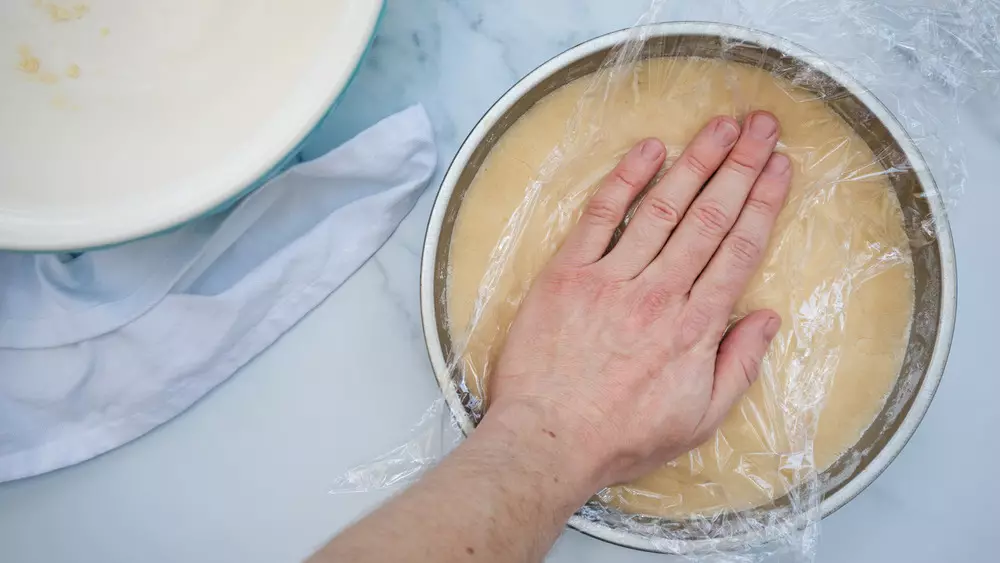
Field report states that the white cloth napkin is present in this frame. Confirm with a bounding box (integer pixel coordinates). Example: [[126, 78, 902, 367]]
[[0, 105, 436, 483]]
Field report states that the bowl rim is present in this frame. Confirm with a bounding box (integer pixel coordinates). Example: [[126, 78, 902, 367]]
[[420, 21, 957, 554]]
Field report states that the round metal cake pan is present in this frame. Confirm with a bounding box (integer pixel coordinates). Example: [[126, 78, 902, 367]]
[[420, 22, 956, 554]]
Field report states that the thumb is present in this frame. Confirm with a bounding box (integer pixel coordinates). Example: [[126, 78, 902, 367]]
[[704, 309, 781, 426]]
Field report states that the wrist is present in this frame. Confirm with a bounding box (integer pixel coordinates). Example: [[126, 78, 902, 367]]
[[471, 398, 606, 507]]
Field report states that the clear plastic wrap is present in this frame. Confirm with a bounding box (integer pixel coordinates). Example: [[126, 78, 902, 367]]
[[334, 1, 994, 560]]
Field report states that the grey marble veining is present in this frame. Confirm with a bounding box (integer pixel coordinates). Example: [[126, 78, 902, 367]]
[[0, 1, 996, 562]]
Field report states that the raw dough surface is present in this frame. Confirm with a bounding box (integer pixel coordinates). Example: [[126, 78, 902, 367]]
[[447, 57, 914, 518]]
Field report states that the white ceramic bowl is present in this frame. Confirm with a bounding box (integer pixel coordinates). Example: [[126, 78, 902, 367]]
[[0, 0, 384, 251]]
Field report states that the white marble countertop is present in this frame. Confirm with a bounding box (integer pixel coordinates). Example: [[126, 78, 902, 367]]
[[1, 1, 998, 562]]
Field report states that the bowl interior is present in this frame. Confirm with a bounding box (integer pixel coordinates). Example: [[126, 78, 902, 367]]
[[428, 28, 945, 550], [0, 0, 382, 250]]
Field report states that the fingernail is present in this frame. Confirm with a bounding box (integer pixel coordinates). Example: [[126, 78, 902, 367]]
[[766, 153, 791, 174], [639, 138, 664, 159], [714, 119, 740, 146], [748, 113, 778, 140], [764, 316, 782, 341]]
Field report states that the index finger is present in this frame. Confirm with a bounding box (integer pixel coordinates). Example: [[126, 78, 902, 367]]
[[556, 138, 666, 266]]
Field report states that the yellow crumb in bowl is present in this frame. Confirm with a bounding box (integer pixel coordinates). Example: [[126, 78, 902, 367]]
[[16, 46, 40, 74], [34, 1, 90, 22], [66, 63, 80, 79]]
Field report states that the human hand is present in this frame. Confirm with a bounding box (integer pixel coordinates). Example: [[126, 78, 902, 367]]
[[487, 111, 791, 489]]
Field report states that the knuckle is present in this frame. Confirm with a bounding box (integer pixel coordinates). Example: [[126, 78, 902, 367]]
[[743, 195, 776, 216], [691, 200, 731, 238], [643, 194, 682, 227], [611, 166, 644, 192], [722, 151, 760, 179], [633, 285, 675, 321], [682, 152, 714, 177], [584, 194, 623, 226], [726, 231, 763, 266]]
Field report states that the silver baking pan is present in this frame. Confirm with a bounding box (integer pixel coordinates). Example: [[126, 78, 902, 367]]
[[420, 21, 956, 555]]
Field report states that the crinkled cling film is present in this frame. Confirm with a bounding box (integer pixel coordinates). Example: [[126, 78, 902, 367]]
[[335, 0, 996, 560]]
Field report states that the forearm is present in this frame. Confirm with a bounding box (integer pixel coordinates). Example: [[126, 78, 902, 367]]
[[312, 401, 601, 563]]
